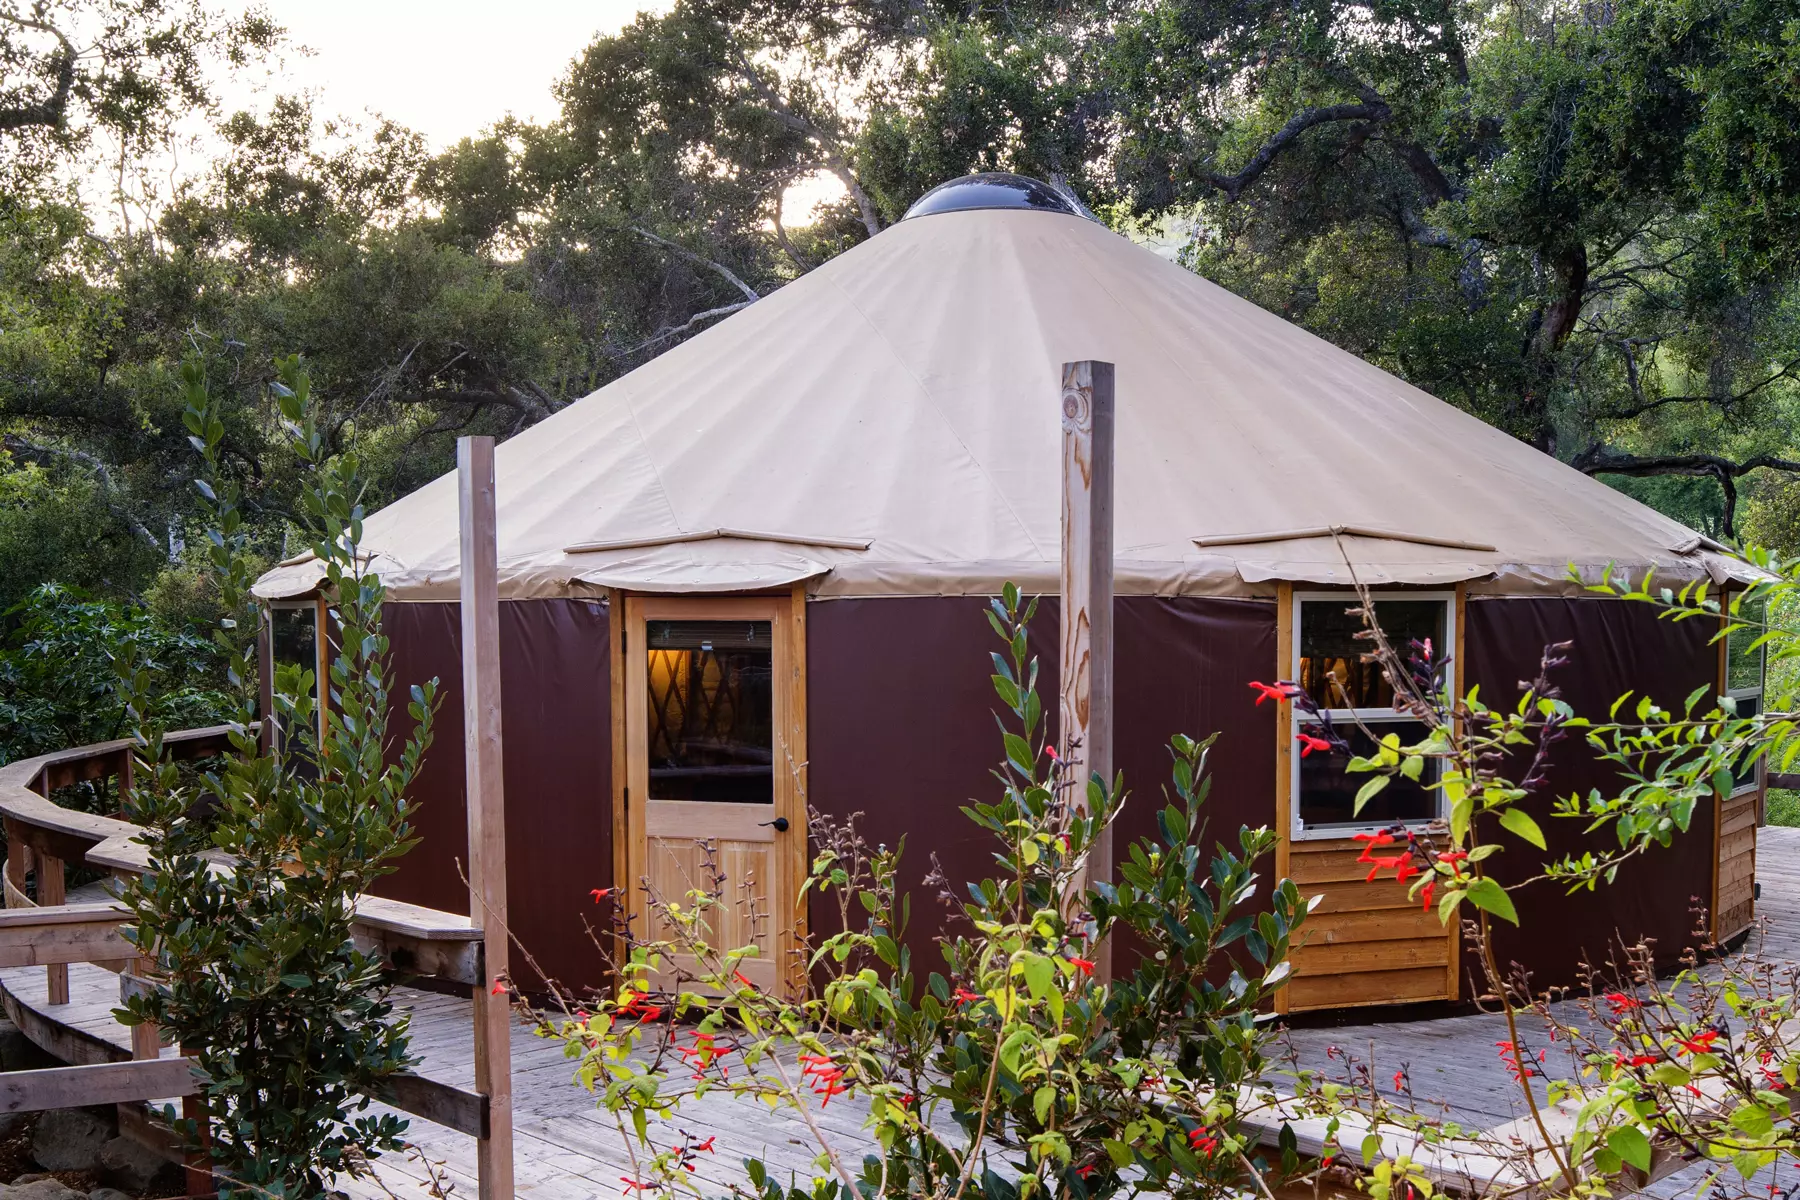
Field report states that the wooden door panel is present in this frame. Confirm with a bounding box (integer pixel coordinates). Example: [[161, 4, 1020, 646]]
[[623, 594, 805, 998]]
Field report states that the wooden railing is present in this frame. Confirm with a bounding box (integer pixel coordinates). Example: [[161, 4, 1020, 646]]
[[0, 727, 494, 1179]]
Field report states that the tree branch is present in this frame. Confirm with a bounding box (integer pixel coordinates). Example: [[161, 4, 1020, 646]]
[[1595, 356, 1800, 422], [0, 12, 77, 133], [1201, 101, 1392, 201], [630, 226, 760, 303], [1, 435, 163, 552], [726, 46, 881, 238], [771, 190, 813, 272], [621, 301, 755, 354], [1570, 446, 1800, 536]]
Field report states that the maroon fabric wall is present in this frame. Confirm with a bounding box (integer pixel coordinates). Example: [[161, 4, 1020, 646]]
[[803, 596, 1279, 977], [1466, 598, 1718, 988], [378, 599, 613, 994]]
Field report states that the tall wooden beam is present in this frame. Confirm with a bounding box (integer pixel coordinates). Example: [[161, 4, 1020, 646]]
[[1060, 360, 1115, 975], [458, 436, 513, 1200]]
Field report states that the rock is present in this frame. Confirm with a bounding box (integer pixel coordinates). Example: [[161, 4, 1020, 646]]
[[6, 1178, 90, 1200], [90, 1187, 139, 1200], [31, 1107, 114, 1172], [97, 1134, 172, 1192], [0, 1022, 55, 1073], [8, 1173, 50, 1185]]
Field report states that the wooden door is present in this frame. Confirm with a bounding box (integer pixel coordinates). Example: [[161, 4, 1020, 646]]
[[623, 595, 806, 996]]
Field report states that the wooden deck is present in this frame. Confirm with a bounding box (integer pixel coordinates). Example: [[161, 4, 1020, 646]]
[[5, 827, 1798, 1199]]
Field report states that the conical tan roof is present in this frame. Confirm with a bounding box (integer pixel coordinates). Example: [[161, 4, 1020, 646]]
[[257, 203, 1732, 602]]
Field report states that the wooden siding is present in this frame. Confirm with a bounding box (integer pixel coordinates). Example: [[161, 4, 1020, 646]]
[[1716, 791, 1758, 941], [1273, 583, 1462, 1014]]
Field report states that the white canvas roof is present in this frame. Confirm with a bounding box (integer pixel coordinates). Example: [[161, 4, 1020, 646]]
[[256, 200, 1736, 603]]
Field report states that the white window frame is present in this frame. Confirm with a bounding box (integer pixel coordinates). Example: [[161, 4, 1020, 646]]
[[267, 598, 329, 744], [1725, 599, 1767, 798], [1290, 590, 1456, 842]]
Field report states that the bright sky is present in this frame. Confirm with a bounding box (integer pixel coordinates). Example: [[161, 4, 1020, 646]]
[[231, 0, 657, 147], [206, 0, 841, 223]]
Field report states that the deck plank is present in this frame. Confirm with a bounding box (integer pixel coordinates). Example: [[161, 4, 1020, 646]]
[[2, 827, 1795, 1197]]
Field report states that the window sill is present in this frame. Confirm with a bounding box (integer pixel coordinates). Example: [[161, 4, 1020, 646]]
[[1289, 819, 1444, 843]]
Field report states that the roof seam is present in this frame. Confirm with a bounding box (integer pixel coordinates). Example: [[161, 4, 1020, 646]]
[[818, 269, 1045, 558]]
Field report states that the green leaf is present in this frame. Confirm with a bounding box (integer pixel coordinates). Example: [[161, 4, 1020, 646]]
[[1034, 1086, 1054, 1124], [1021, 954, 1054, 1003], [279, 973, 312, 990], [1103, 1139, 1134, 1168], [1498, 808, 1547, 850], [1607, 1126, 1652, 1173], [1464, 877, 1519, 924], [1353, 774, 1390, 814], [1729, 1102, 1774, 1139]]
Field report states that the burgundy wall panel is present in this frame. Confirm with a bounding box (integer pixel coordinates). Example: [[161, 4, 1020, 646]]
[[803, 596, 1279, 977], [378, 599, 613, 994], [1466, 597, 1718, 988]]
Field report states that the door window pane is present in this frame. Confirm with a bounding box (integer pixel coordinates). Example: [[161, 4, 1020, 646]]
[[1297, 720, 1439, 830], [645, 620, 774, 804], [1298, 600, 1444, 710]]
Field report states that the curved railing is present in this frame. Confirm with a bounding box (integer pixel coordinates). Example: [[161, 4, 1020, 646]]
[[0, 728, 488, 1143]]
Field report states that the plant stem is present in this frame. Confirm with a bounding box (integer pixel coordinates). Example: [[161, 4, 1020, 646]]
[[1476, 892, 1579, 1191]]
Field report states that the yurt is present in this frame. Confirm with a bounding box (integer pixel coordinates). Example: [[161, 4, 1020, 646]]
[[255, 174, 1764, 1013]]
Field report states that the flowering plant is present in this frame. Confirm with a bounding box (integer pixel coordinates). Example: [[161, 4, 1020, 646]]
[[1271, 551, 1800, 1196], [537, 584, 1315, 1198]]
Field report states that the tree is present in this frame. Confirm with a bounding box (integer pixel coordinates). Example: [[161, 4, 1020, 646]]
[[1098, 0, 1800, 534], [0, 0, 279, 191]]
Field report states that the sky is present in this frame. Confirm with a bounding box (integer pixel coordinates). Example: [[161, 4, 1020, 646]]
[[230, 0, 657, 148], [203, 0, 839, 222]]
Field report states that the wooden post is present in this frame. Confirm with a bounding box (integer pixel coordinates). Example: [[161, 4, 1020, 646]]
[[1060, 360, 1115, 976], [459, 436, 514, 1200], [38, 854, 66, 1005]]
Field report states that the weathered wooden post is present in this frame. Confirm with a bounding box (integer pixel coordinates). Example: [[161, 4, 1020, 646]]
[[1060, 360, 1115, 976], [459, 435, 514, 1200]]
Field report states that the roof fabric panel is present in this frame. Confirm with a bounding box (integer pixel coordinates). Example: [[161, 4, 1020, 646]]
[[254, 207, 1720, 602]]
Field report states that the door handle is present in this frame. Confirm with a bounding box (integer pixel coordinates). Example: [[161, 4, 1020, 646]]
[[759, 817, 790, 832]]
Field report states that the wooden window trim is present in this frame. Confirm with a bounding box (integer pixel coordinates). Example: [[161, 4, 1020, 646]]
[[1287, 589, 1457, 842]]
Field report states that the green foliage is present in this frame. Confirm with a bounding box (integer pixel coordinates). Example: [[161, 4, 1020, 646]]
[[553, 584, 1310, 1198], [114, 356, 438, 1200], [0, 582, 225, 766]]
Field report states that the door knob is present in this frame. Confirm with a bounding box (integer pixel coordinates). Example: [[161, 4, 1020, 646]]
[[759, 817, 790, 832]]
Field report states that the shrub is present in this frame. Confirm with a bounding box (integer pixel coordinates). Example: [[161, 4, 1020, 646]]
[[115, 356, 439, 1200]]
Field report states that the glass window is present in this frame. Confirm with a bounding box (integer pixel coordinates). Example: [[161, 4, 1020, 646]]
[[1726, 595, 1766, 795], [1293, 594, 1450, 835], [645, 620, 774, 804], [268, 602, 327, 761]]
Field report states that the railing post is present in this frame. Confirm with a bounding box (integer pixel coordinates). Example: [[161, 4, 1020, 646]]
[[1060, 360, 1116, 979], [459, 435, 514, 1200], [38, 853, 67, 1005]]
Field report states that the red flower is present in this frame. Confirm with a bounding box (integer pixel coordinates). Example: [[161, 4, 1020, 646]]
[[1188, 1129, 1219, 1157], [1677, 1030, 1720, 1055], [692, 1137, 716, 1154], [590, 888, 614, 902], [1604, 991, 1643, 1015], [490, 977, 507, 996], [1296, 733, 1332, 757], [620, 1179, 653, 1193], [1077, 1163, 1097, 1178], [732, 969, 757, 990], [1395, 860, 1420, 884], [1392, 1068, 1407, 1091], [1067, 957, 1095, 976], [1249, 680, 1299, 706], [1420, 881, 1435, 910], [1047, 743, 1061, 761], [953, 987, 982, 1006]]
